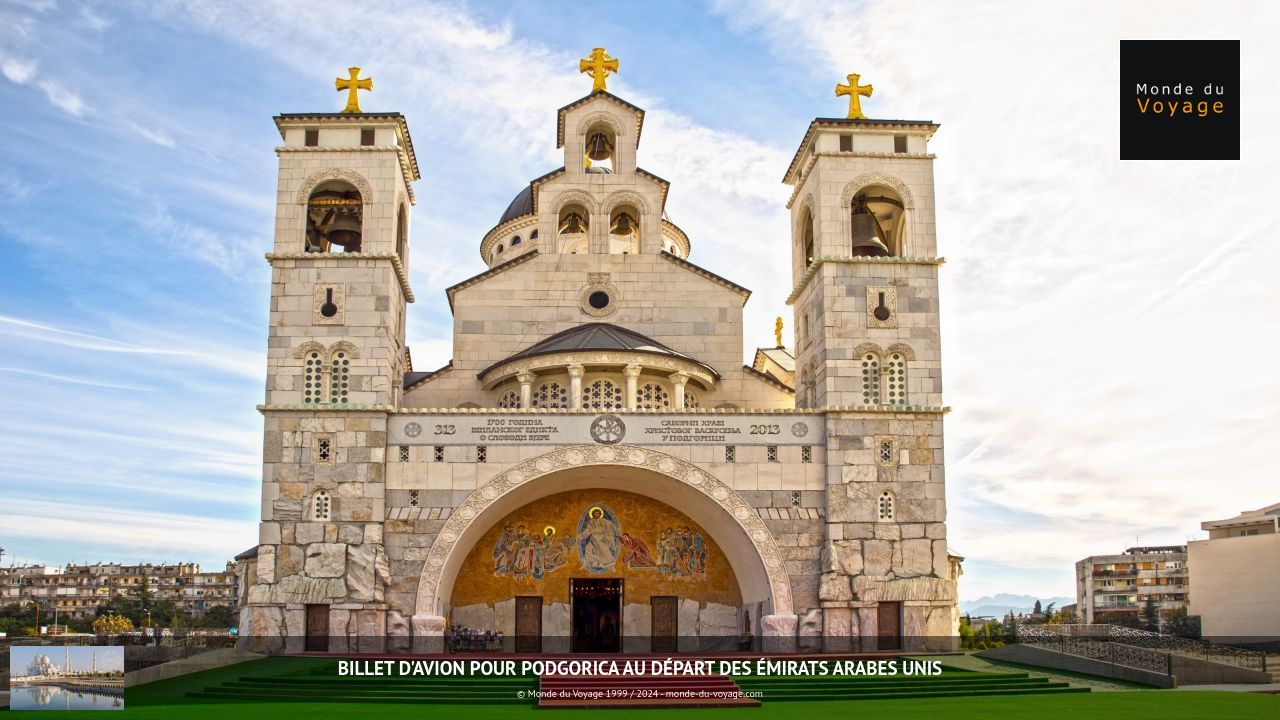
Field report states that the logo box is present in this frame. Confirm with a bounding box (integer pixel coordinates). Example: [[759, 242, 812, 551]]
[[1120, 40, 1239, 160]]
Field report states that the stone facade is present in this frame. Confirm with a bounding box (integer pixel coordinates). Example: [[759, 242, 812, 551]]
[[241, 87, 958, 653]]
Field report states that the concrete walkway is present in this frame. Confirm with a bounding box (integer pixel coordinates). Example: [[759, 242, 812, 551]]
[[1173, 683, 1280, 693]]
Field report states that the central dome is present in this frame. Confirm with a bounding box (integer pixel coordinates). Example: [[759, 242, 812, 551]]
[[498, 185, 533, 225]]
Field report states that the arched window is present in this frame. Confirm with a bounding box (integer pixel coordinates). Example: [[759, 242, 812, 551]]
[[396, 204, 408, 265], [559, 204, 589, 254], [886, 352, 908, 406], [532, 381, 568, 409], [877, 491, 895, 521], [330, 349, 350, 404], [530, 229, 539, 241], [497, 389, 520, 409], [861, 352, 881, 405], [511, 235, 521, 246], [801, 206, 815, 266], [496, 243, 504, 256], [582, 379, 623, 411], [312, 489, 332, 521], [850, 187, 905, 257], [304, 350, 323, 404], [635, 382, 670, 410], [584, 122, 617, 173], [306, 181, 363, 253], [684, 390, 700, 409], [609, 206, 639, 255]]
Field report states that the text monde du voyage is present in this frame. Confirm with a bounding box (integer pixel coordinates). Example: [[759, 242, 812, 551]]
[[1135, 82, 1228, 118]]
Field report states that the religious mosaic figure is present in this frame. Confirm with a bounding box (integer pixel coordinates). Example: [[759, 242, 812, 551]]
[[657, 526, 707, 578], [576, 505, 621, 573], [619, 532, 657, 569], [493, 523, 569, 580]]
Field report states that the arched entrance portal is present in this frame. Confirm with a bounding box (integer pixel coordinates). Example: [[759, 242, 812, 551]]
[[412, 445, 796, 651]]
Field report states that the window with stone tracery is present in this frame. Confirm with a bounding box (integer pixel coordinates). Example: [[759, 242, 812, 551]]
[[635, 382, 670, 410], [684, 390, 699, 409], [303, 351, 323, 404], [861, 352, 881, 405], [582, 379, 623, 411], [312, 489, 331, 521], [532, 381, 569, 409], [497, 389, 521, 409], [877, 490, 895, 521], [886, 353, 908, 406], [330, 349, 350, 403]]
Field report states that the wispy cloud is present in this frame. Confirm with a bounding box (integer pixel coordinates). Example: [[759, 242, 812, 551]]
[[0, 366, 156, 391], [1, 56, 37, 84]]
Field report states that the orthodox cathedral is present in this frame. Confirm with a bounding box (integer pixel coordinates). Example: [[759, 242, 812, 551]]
[[238, 51, 959, 654]]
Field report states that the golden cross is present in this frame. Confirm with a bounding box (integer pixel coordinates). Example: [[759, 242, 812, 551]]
[[579, 47, 619, 92], [335, 67, 373, 113], [835, 73, 874, 119], [775, 317, 784, 347]]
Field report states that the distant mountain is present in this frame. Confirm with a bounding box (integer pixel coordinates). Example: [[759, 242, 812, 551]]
[[959, 594, 1074, 618]]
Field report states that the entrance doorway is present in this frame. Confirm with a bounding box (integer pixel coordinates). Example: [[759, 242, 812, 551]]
[[571, 578, 622, 653], [305, 604, 329, 652], [651, 596, 678, 653], [514, 596, 543, 653], [877, 601, 902, 651]]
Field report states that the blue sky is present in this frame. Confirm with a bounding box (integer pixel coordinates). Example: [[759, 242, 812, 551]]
[[11, 645, 124, 674], [1, 0, 1277, 602]]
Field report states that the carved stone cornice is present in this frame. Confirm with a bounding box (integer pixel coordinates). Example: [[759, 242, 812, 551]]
[[265, 252, 415, 303], [785, 256, 944, 305]]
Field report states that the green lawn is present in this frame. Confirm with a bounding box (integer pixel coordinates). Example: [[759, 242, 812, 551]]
[[7, 658, 1277, 719]]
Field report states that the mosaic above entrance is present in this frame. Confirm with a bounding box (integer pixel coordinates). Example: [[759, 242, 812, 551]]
[[392, 413, 824, 446]]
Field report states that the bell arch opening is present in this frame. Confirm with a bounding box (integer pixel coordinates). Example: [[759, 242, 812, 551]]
[[306, 180, 363, 253], [414, 447, 793, 625], [558, 203, 590, 255]]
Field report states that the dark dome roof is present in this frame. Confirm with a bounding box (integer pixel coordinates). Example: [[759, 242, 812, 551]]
[[479, 323, 720, 379], [498, 185, 533, 225]]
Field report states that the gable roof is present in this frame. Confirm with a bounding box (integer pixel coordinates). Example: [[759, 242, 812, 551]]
[[556, 91, 646, 149], [478, 322, 719, 379], [444, 250, 540, 312]]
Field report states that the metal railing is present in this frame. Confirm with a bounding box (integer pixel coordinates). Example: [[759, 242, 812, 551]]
[[1016, 624, 1172, 674], [1020, 623, 1266, 671]]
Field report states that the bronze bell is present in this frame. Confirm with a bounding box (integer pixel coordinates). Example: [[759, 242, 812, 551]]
[[326, 209, 363, 250], [850, 212, 889, 257], [610, 213, 633, 234], [586, 132, 613, 161], [560, 212, 585, 234]]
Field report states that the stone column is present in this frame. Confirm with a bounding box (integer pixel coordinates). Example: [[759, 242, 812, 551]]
[[568, 364, 584, 410], [760, 614, 798, 653], [410, 614, 446, 654], [669, 372, 689, 409], [517, 371, 535, 409], [624, 364, 642, 410]]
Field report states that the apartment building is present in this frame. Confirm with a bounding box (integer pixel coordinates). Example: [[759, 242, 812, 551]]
[[1188, 502, 1280, 641], [1075, 545, 1188, 625], [0, 562, 237, 621]]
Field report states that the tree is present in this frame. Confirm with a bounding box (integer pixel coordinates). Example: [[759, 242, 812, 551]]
[[129, 575, 156, 613], [93, 614, 134, 635], [1141, 597, 1160, 632], [1096, 611, 1142, 629], [1164, 606, 1201, 639], [199, 605, 236, 629], [1033, 599, 1042, 615], [1059, 606, 1079, 625]]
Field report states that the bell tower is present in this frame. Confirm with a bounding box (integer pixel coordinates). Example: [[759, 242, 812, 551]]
[[784, 76, 957, 651], [245, 71, 420, 652], [265, 102, 420, 408]]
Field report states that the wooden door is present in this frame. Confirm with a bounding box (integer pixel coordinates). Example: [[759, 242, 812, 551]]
[[877, 601, 902, 651], [651, 596, 678, 653], [305, 604, 329, 652], [515, 596, 543, 653]]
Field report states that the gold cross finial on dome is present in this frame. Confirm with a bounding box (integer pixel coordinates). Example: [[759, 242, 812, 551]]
[[579, 47, 619, 92], [335, 67, 373, 113], [775, 317, 784, 347], [835, 73, 874, 119]]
